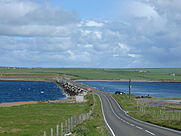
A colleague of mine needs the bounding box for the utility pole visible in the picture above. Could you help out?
[129,79,131,99]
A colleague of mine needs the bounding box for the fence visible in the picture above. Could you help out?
[43,111,92,136]
[136,104,181,121]
[42,94,96,136]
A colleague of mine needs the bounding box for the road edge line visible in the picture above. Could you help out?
[95,93,116,136]
[110,95,181,134]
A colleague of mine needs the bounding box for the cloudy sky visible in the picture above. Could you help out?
[0,0,181,68]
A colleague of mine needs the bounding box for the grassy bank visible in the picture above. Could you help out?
[113,94,181,131]
[129,112,181,130]
[0,94,108,136]
[73,94,109,136]
[0,68,181,81]
[0,102,89,136]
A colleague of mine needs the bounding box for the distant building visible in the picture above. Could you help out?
[134,70,148,73]
[169,73,176,76]
[87,88,93,91]
[76,95,84,102]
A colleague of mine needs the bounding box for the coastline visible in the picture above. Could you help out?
[1,78,180,106]
[76,79,181,83]
[0,78,51,82]
[0,101,39,107]
[0,78,69,107]
[1,78,181,83]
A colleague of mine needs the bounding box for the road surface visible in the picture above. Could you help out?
[95,90,181,136]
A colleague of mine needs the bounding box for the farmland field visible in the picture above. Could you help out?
[0,94,108,136]
[0,68,181,81]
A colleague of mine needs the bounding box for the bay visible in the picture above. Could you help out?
[0,81,66,103]
[81,81,181,98]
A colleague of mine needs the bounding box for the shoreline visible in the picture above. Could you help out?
[1,78,181,83]
[0,78,69,107]
[76,79,181,83]
[0,101,39,107]
[0,78,181,106]
[0,78,52,82]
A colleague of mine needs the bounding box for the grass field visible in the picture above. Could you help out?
[0,67,181,81]
[0,102,89,136]
[0,94,108,136]
[113,94,181,131]
[73,94,109,136]
[129,112,181,130]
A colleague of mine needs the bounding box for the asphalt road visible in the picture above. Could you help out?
[95,90,181,136]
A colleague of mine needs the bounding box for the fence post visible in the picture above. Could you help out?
[56,124,59,136]
[64,120,67,134]
[51,128,53,136]
[72,116,74,129]
[68,118,70,132]
[44,131,46,136]
[61,122,63,136]
[70,116,73,130]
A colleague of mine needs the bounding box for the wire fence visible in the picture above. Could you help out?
[42,94,96,136]
[43,111,92,136]
[136,104,181,121]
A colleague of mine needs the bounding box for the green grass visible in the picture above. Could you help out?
[129,112,181,130]
[119,68,181,74]
[0,94,108,136]
[0,68,181,81]
[73,94,109,136]
[164,104,181,110]
[1,68,181,81]
[113,94,181,131]
[113,94,137,111]
[0,102,89,136]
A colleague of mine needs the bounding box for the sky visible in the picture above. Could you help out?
[0,0,181,68]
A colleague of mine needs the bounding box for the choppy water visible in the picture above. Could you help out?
[0,81,66,103]
[80,81,181,98]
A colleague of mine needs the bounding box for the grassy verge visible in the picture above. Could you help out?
[129,112,181,130]
[0,102,89,136]
[73,94,109,136]
[113,94,137,111]
[113,94,181,131]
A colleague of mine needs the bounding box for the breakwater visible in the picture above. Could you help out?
[56,78,89,96]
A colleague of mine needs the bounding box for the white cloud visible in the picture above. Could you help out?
[85,44,93,48]
[67,50,91,62]
[128,54,141,58]
[94,31,102,39]
[117,43,130,53]
[113,54,119,57]
[121,1,159,19]
[0,0,181,68]
[0,0,79,37]
[80,29,92,36]
[85,20,104,27]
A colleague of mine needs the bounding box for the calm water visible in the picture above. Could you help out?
[0,81,66,103]
[81,82,181,98]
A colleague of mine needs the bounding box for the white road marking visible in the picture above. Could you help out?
[136,126,143,130]
[103,94,123,121]
[125,122,130,124]
[130,124,135,127]
[110,95,181,134]
[145,130,156,135]
[96,94,116,136]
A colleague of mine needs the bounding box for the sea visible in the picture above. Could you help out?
[0,81,66,103]
[80,81,181,98]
